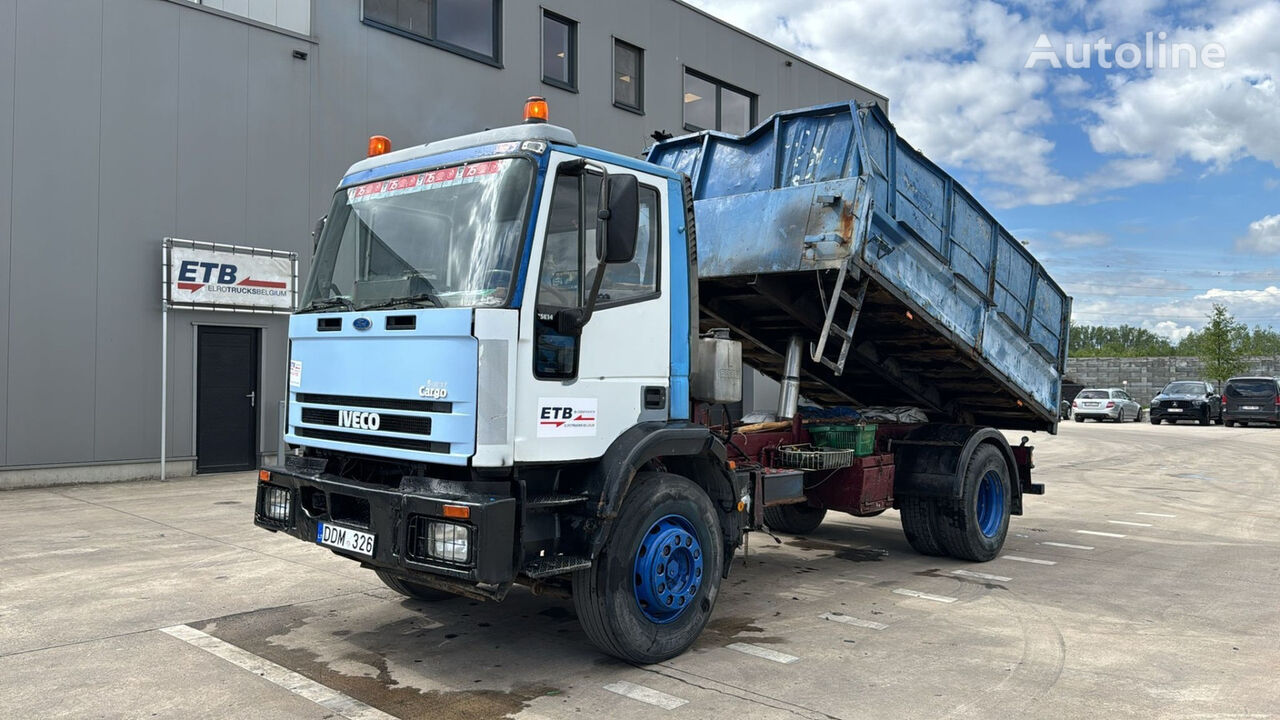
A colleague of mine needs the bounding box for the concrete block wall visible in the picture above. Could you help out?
[1066,356,1280,403]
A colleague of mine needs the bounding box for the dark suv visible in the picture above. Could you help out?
[1150,380,1222,425]
[1222,376,1280,427]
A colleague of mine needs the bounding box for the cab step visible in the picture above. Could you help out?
[522,555,592,579]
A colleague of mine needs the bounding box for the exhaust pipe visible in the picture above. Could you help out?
[777,335,803,420]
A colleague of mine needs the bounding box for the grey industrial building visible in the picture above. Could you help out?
[0,0,885,486]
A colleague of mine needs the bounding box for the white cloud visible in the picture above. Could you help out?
[1197,285,1280,305]
[1051,230,1110,247]
[1236,213,1280,253]
[1085,3,1280,181]
[1151,320,1193,342]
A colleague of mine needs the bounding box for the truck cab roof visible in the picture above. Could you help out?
[343,123,579,179]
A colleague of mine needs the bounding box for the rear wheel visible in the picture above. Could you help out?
[763,503,827,535]
[1115,408,1126,423]
[899,496,947,556]
[1225,419,1236,427]
[573,472,722,664]
[1074,415,1085,423]
[935,445,1011,562]
[375,570,454,602]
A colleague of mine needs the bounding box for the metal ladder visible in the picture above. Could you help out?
[809,265,869,375]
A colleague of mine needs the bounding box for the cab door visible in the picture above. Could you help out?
[513,154,670,462]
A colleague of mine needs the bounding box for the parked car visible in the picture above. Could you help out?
[1222,376,1280,427]
[1149,380,1222,426]
[1073,388,1142,423]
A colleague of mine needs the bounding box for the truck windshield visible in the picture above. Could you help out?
[301,157,536,311]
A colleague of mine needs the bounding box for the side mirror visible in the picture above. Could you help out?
[598,174,638,264]
[311,215,327,252]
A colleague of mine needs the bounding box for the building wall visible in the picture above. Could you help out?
[0,0,883,480]
[1066,356,1280,403]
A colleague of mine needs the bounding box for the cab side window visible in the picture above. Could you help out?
[534,167,661,379]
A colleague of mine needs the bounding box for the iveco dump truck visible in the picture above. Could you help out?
[255,98,1071,663]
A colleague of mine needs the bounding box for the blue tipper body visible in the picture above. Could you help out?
[648,101,1071,427]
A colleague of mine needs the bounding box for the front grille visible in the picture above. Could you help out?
[297,392,451,414]
[301,407,432,436]
[295,427,449,454]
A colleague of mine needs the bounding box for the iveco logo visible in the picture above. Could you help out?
[337,410,381,430]
[352,317,372,331]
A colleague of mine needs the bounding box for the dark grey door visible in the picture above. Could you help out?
[196,326,259,473]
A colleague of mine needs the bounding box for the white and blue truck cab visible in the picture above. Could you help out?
[256,98,1070,663]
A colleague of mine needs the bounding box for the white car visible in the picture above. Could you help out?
[1072,388,1143,423]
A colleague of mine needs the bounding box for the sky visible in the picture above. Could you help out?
[687,0,1280,341]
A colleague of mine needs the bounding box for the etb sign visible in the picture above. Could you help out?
[164,239,297,312]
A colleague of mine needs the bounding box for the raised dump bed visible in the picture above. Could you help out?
[649,101,1071,432]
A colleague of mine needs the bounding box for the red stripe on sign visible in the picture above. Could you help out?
[238,278,288,289]
[177,282,204,291]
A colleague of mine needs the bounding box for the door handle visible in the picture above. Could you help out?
[246,391,256,408]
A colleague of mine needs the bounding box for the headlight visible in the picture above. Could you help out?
[259,484,292,522]
[428,522,471,564]
[1192,400,1204,406]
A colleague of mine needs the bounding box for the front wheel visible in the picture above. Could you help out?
[1150,416,1161,425]
[573,472,723,664]
[935,445,1011,562]
[1199,409,1210,426]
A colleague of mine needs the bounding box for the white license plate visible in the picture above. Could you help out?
[1167,408,1183,413]
[317,522,375,556]
[1083,402,1098,407]
[1242,405,1260,411]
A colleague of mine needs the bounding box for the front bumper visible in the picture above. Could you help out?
[255,464,517,585]
[1151,404,1208,420]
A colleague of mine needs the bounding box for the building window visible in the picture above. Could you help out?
[683,69,756,134]
[613,39,644,114]
[542,10,576,91]
[363,0,501,66]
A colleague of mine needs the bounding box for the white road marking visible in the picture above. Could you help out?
[1077,530,1127,538]
[1136,512,1177,518]
[726,642,800,664]
[1040,542,1094,550]
[1108,520,1153,527]
[819,612,888,630]
[951,569,1012,582]
[893,588,957,603]
[160,625,395,720]
[603,681,688,710]
[1001,555,1057,565]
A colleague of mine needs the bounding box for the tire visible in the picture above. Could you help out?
[572,472,723,664]
[1074,415,1085,423]
[1115,408,1125,423]
[1225,419,1235,427]
[374,569,455,601]
[1150,416,1161,425]
[1198,408,1210,426]
[899,495,947,557]
[934,445,1011,562]
[1134,407,1144,422]
[763,503,827,535]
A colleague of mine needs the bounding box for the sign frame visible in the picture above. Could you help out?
[163,237,299,314]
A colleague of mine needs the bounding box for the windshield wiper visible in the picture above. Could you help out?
[360,294,441,311]
[300,296,355,313]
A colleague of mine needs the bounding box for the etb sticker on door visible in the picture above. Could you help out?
[537,398,598,437]
[289,360,302,387]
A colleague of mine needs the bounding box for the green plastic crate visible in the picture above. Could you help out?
[808,423,877,456]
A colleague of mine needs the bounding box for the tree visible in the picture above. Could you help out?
[1184,304,1249,385]
[1069,323,1174,357]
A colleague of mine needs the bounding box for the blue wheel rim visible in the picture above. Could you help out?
[633,514,704,624]
[976,471,1005,538]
